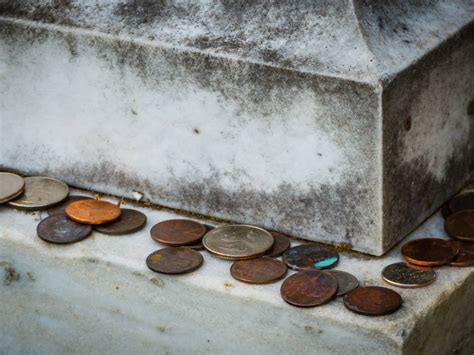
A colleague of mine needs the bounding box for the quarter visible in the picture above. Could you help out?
[37,214,92,244]
[230,256,287,284]
[94,209,147,235]
[146,247,203,274]
[401,238,458,266]
[381,262,436,288]
[344,286,402,316]
[283,244,339,271]
[66,199,121,225]
[444,210,474,242]
[265,231,291,258]
[0,172,25,204]
[48,195,93,216]
[150,219,206,246]
[327,270,359,296]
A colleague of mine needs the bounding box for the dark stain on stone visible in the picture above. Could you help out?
[3,264,20,285]
[114,0,167,25]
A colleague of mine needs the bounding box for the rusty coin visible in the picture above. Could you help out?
[283,244,339,271]
[265,231,291,257]
[150,219,206,246]
[344,286,402,316]
[230,256,287,284]
[48,195,93,216]
[146,247,203,274]
[450,242,474,267]
[0,172,25,204]
[65,199,121,225]
[280,270,338,307]
[401,238,458,266]
[448,192,474,214]
[444,210,474,242]
[37,214,92,244]
[94,209,147,235]
[327,270,359,296]
[382,262,436,288]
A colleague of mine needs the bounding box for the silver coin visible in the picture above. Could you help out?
[327,270,359,296]
[0,172,25,203]
[8,176,69,210]
[382,262,436,288]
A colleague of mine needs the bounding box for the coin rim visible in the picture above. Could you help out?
[0,172,25,204]
[444,209,474,242]
[65,199,122,225]
[283,243,340,271]
[94,208,147,235]
[327,270,359,296]
[146,247,204,274]
[36,214,93,244]
[401,238,459,266]
[343,286,402,316]
[265,231,291,258]
[150,219,207,246]
[230,256,288,284]
[381,262,436,288]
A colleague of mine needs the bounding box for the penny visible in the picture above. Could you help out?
[280,270,338,307]
[47,195,93,216]
[283,244,339,271]
[450,242,474,267]
[187,242,205,251]
[448,192,474,214]
[66,199,121,225]
[37,214,92,244]
[230,257,287,284]
[265,231,291,258]
[382,262,436,288]
[203,225,274,260]
[401,238,458,266]
[327,270,359,296]
[0,172,25,204]
[344,286,402,316]
[94,209,147,235]
[440,201,452,218]
[146,247,203,274]
[8,176,69,210]
[444,210,474,242]
[150,219,206,246]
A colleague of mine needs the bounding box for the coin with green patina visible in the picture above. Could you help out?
[283,244,339,271]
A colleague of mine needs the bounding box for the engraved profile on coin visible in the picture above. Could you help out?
[382,262,436,288]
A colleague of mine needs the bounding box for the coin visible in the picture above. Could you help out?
[401,238,458,266]
[230,256,287,284]
[150,219,206,246]
[0,172,25,204]
[37,214,92,244]
[444,210,474,242]
[344,286,402,316]
[327,270,359,296]
[381,262,436,288]
[66,199,121,225]
[265,231,291,257]
[280,270,338,307]
[450,242,474,267]
[94,208,147,235]
[203,225,274,260]
[8,176,69,210]
[47,195,93,216]
[146,247,203,274]
[440,201,452,218]
[283,244,339,271]
[186,242,205,251]
[448,192,474,214]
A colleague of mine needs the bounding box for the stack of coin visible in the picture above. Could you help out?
[0,172,25,204]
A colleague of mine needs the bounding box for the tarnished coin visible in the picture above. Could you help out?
[230,256,287,284]
[146,247,203,274]
[401,238,458,266]
[283,244,339,271]
[444,210,474,242]
[344,286,402,316]
[94,208,147,235]
[187,242,205,251]
[448,192,474,214]
[37,214,92,244]
[450,242,474,267]
[382,262,436,288]
[0,172,25,204]
[265,231,291,258]
[327,270,359,296]
[280,270,338,307]
[203,225,274,260]
[151,219,206,246]
[440,201,452,218]
[8,176,69,210]
[48,195,93,216]
[66,199,121,225]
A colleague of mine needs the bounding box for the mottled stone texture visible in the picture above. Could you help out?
[0,1,473,255]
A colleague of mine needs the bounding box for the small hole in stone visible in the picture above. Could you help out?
[193,128,200,134]
[404,116,412,131]
[468,100,474,116]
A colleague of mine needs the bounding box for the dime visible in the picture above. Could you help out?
[401,238,458,266]
[381,262,436,288]
[444,210,474,242]
[327,270,359,296]
[8,176,69,210]
[47,195,93,216]
[450,242,474,267]
[37,214,92,244]
[265,231,291,258]
[203,225,274,260]
[344,286,402,316]
[150,219,206,246]
[230,257,287,284]
[283,244,339,271]
[448,192,474,214]
[280,270,338,307]
[0,172,25,204]
[146,247,203,274]
[94,209,147,235]
[66,199,121,225]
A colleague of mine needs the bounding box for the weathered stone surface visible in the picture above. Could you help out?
[0,1,473,255]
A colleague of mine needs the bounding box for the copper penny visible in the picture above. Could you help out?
[444,210,474,242]
[401,238,458,266]
[146,247,203,274]
[150,219,206,246]
[382,262,436,288]
[230,256,287,284]
[94,209,147,235]
[283,244,339,271]
[327,270,359,296]
[65,199,121,225]
[448,192,474,214]
[0,172,25,204]
[48,195,93,216]
[450,241,474,267]
[265,231,291,258]
[37,214,92,244]
[344,286,402,316]
[280,270,338,307]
